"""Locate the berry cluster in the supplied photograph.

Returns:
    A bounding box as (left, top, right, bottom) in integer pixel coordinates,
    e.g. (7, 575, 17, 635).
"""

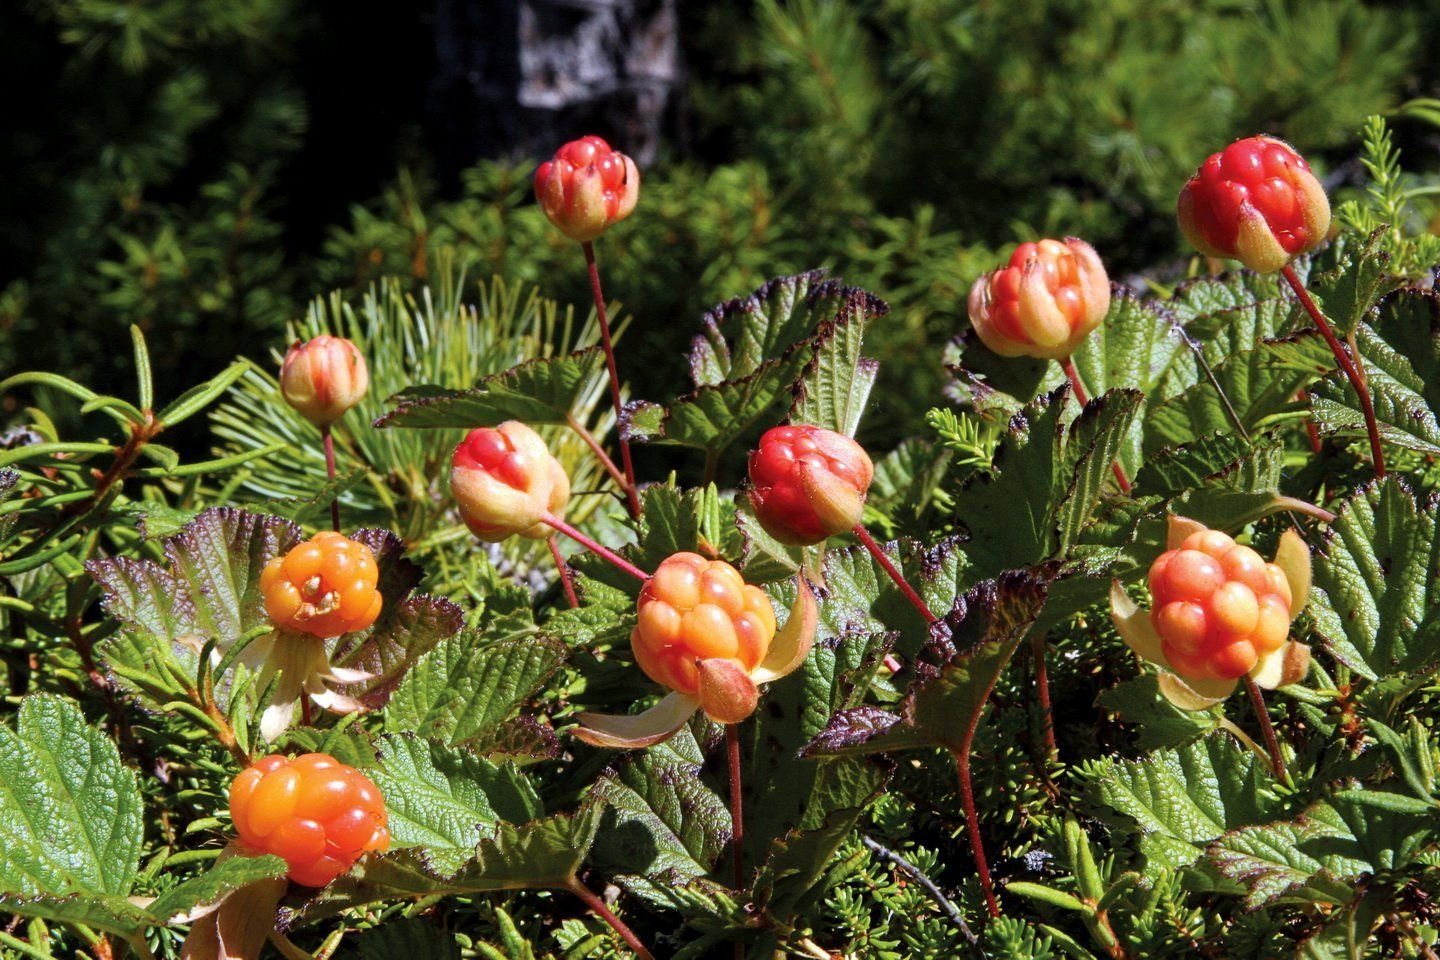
(533, 135, 640, 243)
(632, 552, 777, 698)
(260, 531, 382, 638)
(966, 237, 1110, 360)
(230, 753, 389, 887)
(1147, 529, 1293, 681)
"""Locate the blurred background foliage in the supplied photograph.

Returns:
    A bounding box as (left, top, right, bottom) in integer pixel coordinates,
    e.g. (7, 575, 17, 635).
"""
(3, 0, 1439, 444)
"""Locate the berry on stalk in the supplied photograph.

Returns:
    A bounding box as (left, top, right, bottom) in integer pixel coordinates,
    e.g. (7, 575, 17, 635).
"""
(229, 753, 390, 887)
(451, 421, 571, 541)
(260, 531, 381, 638)
(534, 135, 640, 242)
(279, 336, 369, 427)
(747, 424, 873, 545)
(1110, 516, 1312, 711)
(967, 238, 1110, 360)
(1177, 135, 1331, 273)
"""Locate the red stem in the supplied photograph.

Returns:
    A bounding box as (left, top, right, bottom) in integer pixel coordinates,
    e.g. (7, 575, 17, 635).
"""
(852, 524, 937, 625)
(1298, 390, 1323, 453)
(566, 413, 631, 495)
(1281, 265, 1386, 479)
(581, 241, 643, 519)
(542, 513, 650, 582)
(726, 723, 745, 893)
(1060, 356, 1132, 494)
(321, 426, 340, 532)
(952, 748, 999, 918)
(1243, 676, 1291, 787)
(548, 537, 580, 608)
(1031, 631, 1057, 760)
(568, 880, 656, 960)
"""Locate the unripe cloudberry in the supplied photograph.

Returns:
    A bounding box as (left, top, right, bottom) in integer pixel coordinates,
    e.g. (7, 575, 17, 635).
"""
(1178, 135, 1331, 273)
(279, 336, 369, 427)
(261, 531, 381, 638)
(747, 425, 873, 546)
(450, 421, 570, 541)
(632, 552, 777, 721)
(967, 238, 1110, 360)
(230, 753, 389, 887)
(1147, 529, 1293, 682)
(534, 136, 640, 243)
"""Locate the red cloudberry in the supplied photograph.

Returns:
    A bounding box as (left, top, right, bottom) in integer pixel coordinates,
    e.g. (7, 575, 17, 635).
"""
(747, 425, 873, 546)
(230, 753, 390, 887)
(967, 237, 1110, 360)
(450, 421, 570, 541)
(279, 336, 369, 427)
(534, 136, 640, 243)
(1178, 135, 1331, 273)
(260, 531, 381, 638)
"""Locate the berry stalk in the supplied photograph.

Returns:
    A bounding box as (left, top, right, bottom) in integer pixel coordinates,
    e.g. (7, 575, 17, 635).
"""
(542, 512, 650, 582)
(852, 524, 937, 625)
(726, 723, 745, 894)
(1243, 675, 1291, 786)
(548, 537, 580, 608)
(1060, 356, 1131, 494)
(952, 747, 1000, 918)
(1280, 265, 1386, 479)
(582, 241, 643, 519)
(321, 425, 340, 532)
(1031, 631, 1057, 761)
(567, 880, 656, 960)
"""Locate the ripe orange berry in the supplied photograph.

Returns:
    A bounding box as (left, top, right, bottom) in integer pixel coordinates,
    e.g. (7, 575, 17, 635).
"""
(260, 532, 381, 638)
(229, 753, 389, 887)
(632, 552, 777, 697)
(1147, 529, 1293, 681)
(967, 237, 1110, 360)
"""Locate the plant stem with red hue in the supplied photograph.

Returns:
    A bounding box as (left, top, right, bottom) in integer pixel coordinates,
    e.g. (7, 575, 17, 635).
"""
(1281, 265, 1386, 479)
(548, 537, 580, 608)
(582, 241, 643, 519)
(542, 513, 650, 582)
(952, 747, 999, 918)
(321, 426, 340, 532)
(1297, 390, 1323, 453)
(1244, 676, 1291, 787)
(567, 413, 632, 498)
(726, 723, 745, 892)
(567, 880, 656, 960)
(1060, 356, 1131, 493)
(1031, 631, 1057, 760)
(853, 525, 937, 625)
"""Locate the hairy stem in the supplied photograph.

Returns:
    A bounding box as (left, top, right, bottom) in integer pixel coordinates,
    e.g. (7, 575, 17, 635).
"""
(542, 513, 650, 582)
(1243, 676, 1291, 787)
(548, 537, 580, 608)
(581, 241, 643, 519)
(566, 413, 632, 498)
(952, 748, 1000, 917)
(568, 880, 656, 960)
(1031, 631, 1057, 762)
(726, 723, 745, 892)
(1281, 265, 1386, 479)
(852, 525, 937, 625)
(322, 426, 340, 532)
(1060, 356, 1131, 494)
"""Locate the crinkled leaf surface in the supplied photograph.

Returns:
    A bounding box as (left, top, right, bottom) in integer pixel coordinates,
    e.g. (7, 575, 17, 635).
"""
(375, 347, 606, 428)
(372, 735, 544, 875)
(1309, 477, 1440, 679)
(788, 294, 883, 436)
(1311, 319, 1440, 455)
(1098, 676, 1218, 751)
(147, 853, 290, 922)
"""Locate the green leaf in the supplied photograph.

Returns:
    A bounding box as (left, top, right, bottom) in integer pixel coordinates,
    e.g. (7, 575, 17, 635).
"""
(1098, 676, 1218, 750)
(1054, 389, 1143, 552)
(0, 696, 143, 899)
(1137, 433, 1282, 498)
(0, 891, 152, 941)
(1079, 733, 1278, 872)
(590, 723, 730, 896)
(376, 348, 605, 429)
(155, 360, 250, 428)
(1208, 789, 1434, 909)
(353, 917, 462, 960)
(621, 354, 812, 453)
(286, 806, 602, 925)
(788, 292, 884, 436)
(1308, 227, 1401, 338)
(372, 735, 543, 875)
(1309, 477, 1440, 680)
(1311, 320, 1440, 455)
(803, 571, 1050, 757)
(384, 629, 565, 748)
(146, 854, 289, 921)
(1006, 882, 1087, 913)
(690, 271, 853, 384)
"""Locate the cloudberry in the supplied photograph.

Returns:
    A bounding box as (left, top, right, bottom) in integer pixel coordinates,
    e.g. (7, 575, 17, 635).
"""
(1178, 135, 1331, 273)
(967, 237, 1110, 360)
(230, 753, 389, 887)
(261, 532, 381, 638)
(534, 136, 640, 243)
(632, 552, 777, 703)
(451, 421, 570, 542)
(748, 425, 873, 545)
(1147, 530, 1293, 681)
(279, 336, 369, 427)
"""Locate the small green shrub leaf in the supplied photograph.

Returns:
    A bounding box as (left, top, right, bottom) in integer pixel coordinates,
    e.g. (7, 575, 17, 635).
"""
(376, 347, 606, 429)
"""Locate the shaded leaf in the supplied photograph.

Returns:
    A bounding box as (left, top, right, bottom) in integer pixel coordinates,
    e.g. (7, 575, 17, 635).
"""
(376, 348, 605, 429)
